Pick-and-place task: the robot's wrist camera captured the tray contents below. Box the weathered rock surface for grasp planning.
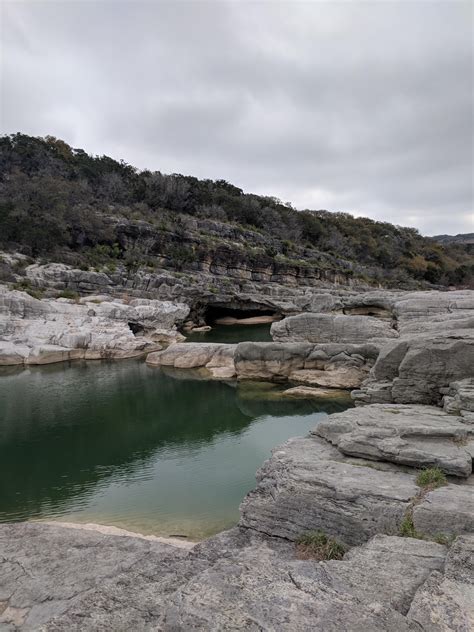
[145,340,379,387]
[146,342,236,379]
[234,341,379,386]
[281,386,351,399]
[315,404,474,477]
[0,286,189,365]
[240,412,474,545]
[290,366,369,388]
[271,289,474,338]
[0,522,459,632]
[413,485,474,539]
[406,535,474,631]
[240,432,419,545]
[355,330,474,406]
[271,313,398,343]
[443,378,474,417]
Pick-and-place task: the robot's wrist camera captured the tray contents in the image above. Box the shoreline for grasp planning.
[36,520,197,549]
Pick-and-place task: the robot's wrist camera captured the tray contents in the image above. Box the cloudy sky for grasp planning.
[1,1,472,235]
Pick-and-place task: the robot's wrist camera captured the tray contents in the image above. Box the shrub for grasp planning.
[57,289,80,301]
[296,530,345,561]
[416,467,447,489]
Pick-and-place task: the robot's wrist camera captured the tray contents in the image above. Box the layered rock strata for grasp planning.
[0,286,188,365]
[354,331,474,405]
[146,341,379,387]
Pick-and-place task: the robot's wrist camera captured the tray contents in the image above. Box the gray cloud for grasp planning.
[1,0,472,235]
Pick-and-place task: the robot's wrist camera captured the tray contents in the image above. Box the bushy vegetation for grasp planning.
[296,530,346,560]
[1,133,472,286]
[416,467,447,489]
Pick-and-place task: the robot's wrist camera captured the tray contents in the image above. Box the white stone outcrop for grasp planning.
[0,285,189,365]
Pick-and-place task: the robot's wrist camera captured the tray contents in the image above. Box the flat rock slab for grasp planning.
[0,523,458,632]
[240,434,420,545]
[413,484,474,538]
[406,535,474,631]
[0,522,194,631]
[240,430,474,545]
[290,366,368,388]
[314,404,474,477]
[270,313,398,343]
[281,386,351,399]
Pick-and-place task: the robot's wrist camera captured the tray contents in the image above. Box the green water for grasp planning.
[0,360,351,539]
[185,323,273,343]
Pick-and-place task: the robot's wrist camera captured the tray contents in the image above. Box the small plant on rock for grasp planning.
[57,289,80,301]
[399,515,423,539]
[416,467,447,489]
[296,530,345,561]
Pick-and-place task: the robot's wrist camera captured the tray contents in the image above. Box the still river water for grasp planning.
[0,327,352,540]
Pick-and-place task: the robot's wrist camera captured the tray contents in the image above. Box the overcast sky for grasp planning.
[1,1,472,235]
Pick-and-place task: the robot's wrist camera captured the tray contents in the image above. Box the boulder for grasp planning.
[314,404,474,477]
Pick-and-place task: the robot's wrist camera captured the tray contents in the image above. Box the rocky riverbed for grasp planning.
[0,273,473,630]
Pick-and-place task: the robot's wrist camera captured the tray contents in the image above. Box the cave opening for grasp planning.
[204,304,281,325]
[128,321,145,336]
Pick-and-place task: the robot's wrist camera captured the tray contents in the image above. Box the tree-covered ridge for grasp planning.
[0,133,472,287]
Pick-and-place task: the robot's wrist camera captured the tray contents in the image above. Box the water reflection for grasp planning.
[0,360,351,538]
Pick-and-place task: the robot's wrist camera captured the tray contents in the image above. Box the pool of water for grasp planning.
[0,360,352,539]
[185,323,273,343]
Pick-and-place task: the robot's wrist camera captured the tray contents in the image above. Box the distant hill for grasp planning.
[0,133,473,288]
[432,233,474,246]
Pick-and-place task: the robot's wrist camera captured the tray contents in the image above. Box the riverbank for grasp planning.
[1,285,473,630]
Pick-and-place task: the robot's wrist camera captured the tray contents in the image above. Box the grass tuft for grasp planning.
[296,530,345,561]
[399,515,424,539]
[416,467,447,489]
[57,289,80,301]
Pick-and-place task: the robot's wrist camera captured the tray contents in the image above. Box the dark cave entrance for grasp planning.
[128,322,145,336]
[204,304,281,325]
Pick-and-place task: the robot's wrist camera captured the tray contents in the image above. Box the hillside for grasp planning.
[433,233,474,247]
[0,133,472,288]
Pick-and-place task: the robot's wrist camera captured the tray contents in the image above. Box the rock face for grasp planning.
[270,313,398,343]
[315,404,474,477]
[1,522,465,632]
[355,330,474,406]
[406,535,474,631]
[240,403,474,546]
[146,342,236,379]
[234,341,379,386]
[145,341,379,387]
[0,286,189,365]
[271,288,474,338]
[240,432,419,545]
